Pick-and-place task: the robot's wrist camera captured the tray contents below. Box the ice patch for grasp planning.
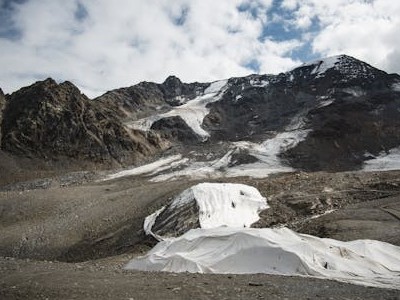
[363,148,400,171]
[127,79,228,139]
[204,80,228,94]
[317,99,334,108]
[392,82,400,92]
[342,87,365,97]
[250,78,269,87]
[151,129,310,182]
[103,155,186,181]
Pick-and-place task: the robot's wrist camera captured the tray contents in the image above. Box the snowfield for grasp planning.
[103,155,187,181]
[151,128,311,182]
[126,79,228,139]
[103,127,311,182]
[126,183,400,290]
[300,55,340,77]
[363,148,400,171]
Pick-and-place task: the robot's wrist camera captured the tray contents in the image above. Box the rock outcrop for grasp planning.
[95,76,208,119]
[1,79,168,165]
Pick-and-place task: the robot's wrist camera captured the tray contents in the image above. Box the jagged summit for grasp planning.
[162,75,182,86]
[289,54,388,84]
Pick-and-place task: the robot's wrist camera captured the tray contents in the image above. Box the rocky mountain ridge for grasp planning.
[1,78,168,166]
[1,54,400,177]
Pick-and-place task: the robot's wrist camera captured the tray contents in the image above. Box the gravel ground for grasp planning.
[1,257,399,300]
[1,170,400,299]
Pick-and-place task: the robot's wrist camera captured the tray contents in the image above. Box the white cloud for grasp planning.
[282,0,400,73]
[0,0,300,97]
[2,0,398,98]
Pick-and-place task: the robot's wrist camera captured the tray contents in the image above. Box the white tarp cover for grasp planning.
[126,227,400,290]
[126,183,400,290]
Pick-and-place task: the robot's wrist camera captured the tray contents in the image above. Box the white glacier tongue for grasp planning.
[102,155,187,181]
[125,227,400,290]
[150,128,311,182]
[126,79,228,139]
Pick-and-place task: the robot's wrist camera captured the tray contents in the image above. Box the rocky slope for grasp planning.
[203,55,400,171]
[95,75,208,119]
[1,79,168,166]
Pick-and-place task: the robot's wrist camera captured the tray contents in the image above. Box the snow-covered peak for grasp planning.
[300,55,342,76]
[293,54,381,80]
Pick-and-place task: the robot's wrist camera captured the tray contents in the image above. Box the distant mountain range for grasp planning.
[1,55,400,177]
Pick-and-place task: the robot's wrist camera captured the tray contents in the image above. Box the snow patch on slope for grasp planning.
[151,128,310,182]
[103,155,187,181]
[127,79,228,139]
[250,78,269,87]
[392,82,400,92]
[301,55,341,76]
[126,227,400,290]
[363,148,400,171]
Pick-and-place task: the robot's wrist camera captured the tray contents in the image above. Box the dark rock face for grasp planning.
[96,76,208,118]
[151,116,202,142]
[150,200,201,238]
[160,75,208,105]
[95,82,167,119]
[202,55,400,171]
[204,75,317,141]
[1,79,168,164]
[283,90,400,171]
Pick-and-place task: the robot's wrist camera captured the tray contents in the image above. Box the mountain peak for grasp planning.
[290,54,386,82]
[163,75,182,87]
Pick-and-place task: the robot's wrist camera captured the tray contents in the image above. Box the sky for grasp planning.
[0,0,400,98]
